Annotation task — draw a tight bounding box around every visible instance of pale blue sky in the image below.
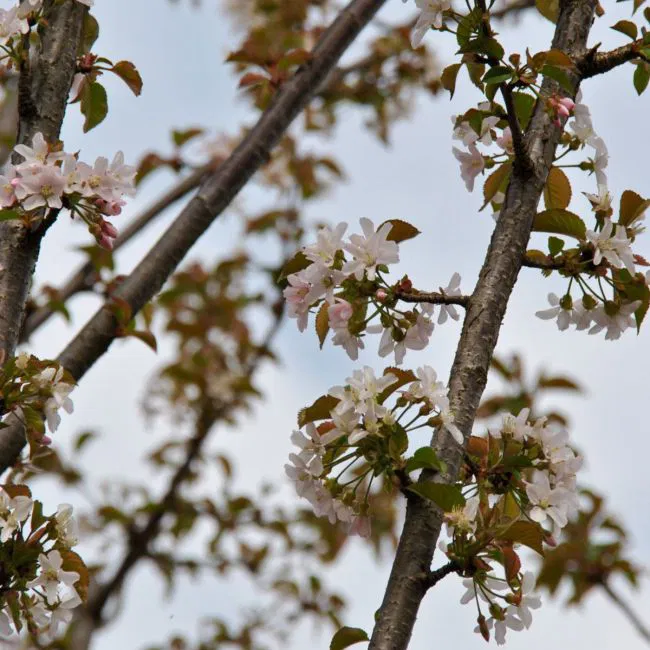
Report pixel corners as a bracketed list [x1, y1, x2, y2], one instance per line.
[15, 0, 650, 648]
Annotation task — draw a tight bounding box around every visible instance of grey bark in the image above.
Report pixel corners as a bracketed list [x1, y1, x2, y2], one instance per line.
[368, 1, 598, 648]
[0, 1, 86, 361]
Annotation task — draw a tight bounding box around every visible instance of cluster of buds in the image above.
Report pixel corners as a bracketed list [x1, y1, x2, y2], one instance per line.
[1, 353, 75, 444]
[0, 485, 84, 643]
[0, 132, 135, 249]
[440, 409, 581, 644]
[283, 218, 463, 364]
[286, 365, 462, 538]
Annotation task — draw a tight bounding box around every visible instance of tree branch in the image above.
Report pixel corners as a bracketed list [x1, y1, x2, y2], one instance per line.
[522, 253, 565, 270]
[501, 84, 530, 170]
[0, 1, 86, 364]
[396, 290, 470, 308]
[0, 0, 388, 473]
[424, 561, 460, 589]
[68, 310, 284, 648]
[19, 164, 214, 342]
[601, 581, 650, 645]
[491, 0, 536, 19]
[577, 40, 650, 79]
[368, 2, 598, 648]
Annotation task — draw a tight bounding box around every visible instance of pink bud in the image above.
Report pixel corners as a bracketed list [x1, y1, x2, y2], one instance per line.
[558, 97, 575, 111]
[101, 220, 119, 239]
[327, 298, 353, 329]
[375, 289, 388, 302]
[349, 515, 371, 538]
[10, 178, 20, 188]
[98, 233, 114, 250]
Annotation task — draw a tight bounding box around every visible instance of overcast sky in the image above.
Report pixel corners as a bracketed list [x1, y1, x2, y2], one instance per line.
[15, 0, 650, 648]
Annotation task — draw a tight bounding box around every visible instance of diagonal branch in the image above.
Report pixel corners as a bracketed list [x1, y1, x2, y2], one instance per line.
[577, 39, 650, 79]
[396, 290, 470, 308]
[0, 0, 388, 473]
[0, 1, 87, 364]
[602, 581, 650, 645]
[68, 310, 284, 650]
[368, 2, 599, 648]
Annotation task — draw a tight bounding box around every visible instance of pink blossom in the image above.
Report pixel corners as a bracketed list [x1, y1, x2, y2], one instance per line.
[327, 298, 353, 330]
[548, 95, 575, 127]
[452, 145, 484, 192]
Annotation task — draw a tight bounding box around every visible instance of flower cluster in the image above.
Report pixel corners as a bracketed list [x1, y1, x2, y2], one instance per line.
[0, 486, 84, 643]
[286, 365, 462, 537]
[532, 91, 648, 340]
[439, 409, 581, 645]
[2, 353, 75, 444]
[283, 218, 462, 363]
[0, 132, 135, 249]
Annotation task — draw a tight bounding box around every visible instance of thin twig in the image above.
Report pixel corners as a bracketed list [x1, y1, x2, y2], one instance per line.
[77, 309, 284, 635]
[522, 254, 565, 270]
[602, 581, 650, 645]
[501, 84, 531, 171]
[577, 40, 650, 79]
[424, 561, 461, 590]
[396, 290, 470, 308]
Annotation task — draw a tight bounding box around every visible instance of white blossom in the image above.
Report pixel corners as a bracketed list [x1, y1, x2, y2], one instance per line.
[586, 218, 635, 274]
[343, 218, 399, 281]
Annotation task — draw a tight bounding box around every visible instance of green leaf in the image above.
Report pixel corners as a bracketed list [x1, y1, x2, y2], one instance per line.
[540, 65, 574, 93]
[278, 251, 310, 282]
[543, 167, 572, 210]
[380, 219, 421, 243]
[407, 483, 465, 512]
[30, 500, 45, 531]
[547, 236, 565, 257]
[80, 81, 108, 132]
[535, 0, 559, 22]
[619, 190, 650, 226]
[78, 12, 99, 55]
[73, 431, 97, 452]
[298, 395, 339, 427]
[456, 7, 482, 48]
[482, 66, 513, 85]
[611, 20, 638, 39]
[633, 62, 650, 95]
[512, 92, 536, 129]
[441, 63, 462, 98]
[482, 162, 511, 209]
[129, 330, 158, 352]
[111, 61, 143, 96]
[533, 209, 586, 240]
[172, 128, 204, 148]
[315, 301, 329, 349]
[330, 627, 369, 650]
[405, 447, 447, 473]
[499, 521, 545, 555]
[544, 49, 575, 68]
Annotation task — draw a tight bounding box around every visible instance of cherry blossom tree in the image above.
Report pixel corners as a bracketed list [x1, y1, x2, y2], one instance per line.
[0, 0, 648, 649]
